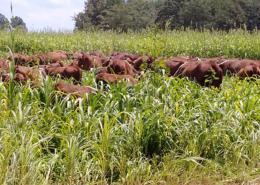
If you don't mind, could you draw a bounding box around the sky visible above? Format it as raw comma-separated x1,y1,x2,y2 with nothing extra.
0,0,85,31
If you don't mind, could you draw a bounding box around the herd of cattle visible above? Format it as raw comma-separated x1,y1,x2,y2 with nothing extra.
0,50,259,103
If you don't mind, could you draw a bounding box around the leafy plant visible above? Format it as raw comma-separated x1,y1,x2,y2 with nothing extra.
0,28,259,184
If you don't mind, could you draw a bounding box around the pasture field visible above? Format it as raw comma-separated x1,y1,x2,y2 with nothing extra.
0,29,260,184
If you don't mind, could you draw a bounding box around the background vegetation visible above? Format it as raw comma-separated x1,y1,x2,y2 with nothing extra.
74,0,260,32
1,28,260,59
0,29,260,184
0,13,27,30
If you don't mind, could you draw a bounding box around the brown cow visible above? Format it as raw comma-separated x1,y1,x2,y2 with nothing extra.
77,53,102,70
107,59,139,76
96,73,137,85
99,57,113,67
0,59,10,73
90,51,104,58
22,56,39,66
81,54,110,67
15,65,45,81
7,53,25,64
218,59,260,75
110,52,128,57
39,62,64,68
168,56,196,63
110,52,150,65
133,56,154,71
14,66,32,78
126,54,145,61
96,67,108,74
67,52,83,60
68,60,79,67
1,73,28,84
110,52,142,61
55,82,98,104
100,57,111,66
164,59,185,76
237,64,260,79
163,56,196,76
175,60,223,88
155,56,168,62
7,53,39,66
201,57,227,64
37,51,68,64
30,80,42,88
110,54,132,63
44,65,82,83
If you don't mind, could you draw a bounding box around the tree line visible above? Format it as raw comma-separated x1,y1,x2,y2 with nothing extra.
0,13,27,30
74,0,260,32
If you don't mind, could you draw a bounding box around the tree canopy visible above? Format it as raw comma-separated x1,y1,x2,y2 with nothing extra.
100,1,156,31
0,14,27,31
74,0,260,32
11,16,27,30
0,13,9,30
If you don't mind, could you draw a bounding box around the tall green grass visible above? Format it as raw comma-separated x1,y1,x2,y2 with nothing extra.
1,28,260,59
0,29,260,184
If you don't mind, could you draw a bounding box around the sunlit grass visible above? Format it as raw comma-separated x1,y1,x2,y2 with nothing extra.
0,29,260,184
1,28,260,59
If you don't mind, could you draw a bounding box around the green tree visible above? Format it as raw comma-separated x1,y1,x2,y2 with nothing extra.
73,12,91,30
73,0,125,30
0,13,9,29
84,0,107,26
100,0,156,32
155,0,183,30
210,0,246,30
178,0,213,30
74,0,260,32
244,0,260,30
100,3,129,31
155,0,248,31
130,1,156,30
107,0,124,8
10,16,27,30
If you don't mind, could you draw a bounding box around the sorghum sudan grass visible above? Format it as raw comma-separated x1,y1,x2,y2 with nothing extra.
0,29,260,184
1,28,260,59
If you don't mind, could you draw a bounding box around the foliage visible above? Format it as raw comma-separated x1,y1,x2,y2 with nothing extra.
0,29,260,184
74,0,260,31
244,0,260,31
210,0,246,31
73,0,124,30
100,1,156,32
178,0,214,30
0,13,9,30
10,16,27,31
73,12,91,30
1,28,260,59
74,0,159,31
155,0,183,30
